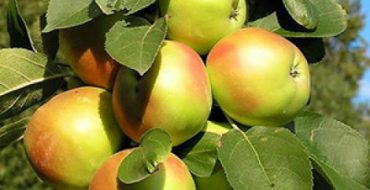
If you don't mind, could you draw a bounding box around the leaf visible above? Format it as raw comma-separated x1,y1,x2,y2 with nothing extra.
0,117,28,149
6,0,33,51
95,0,117,14
0,104,39,149
174,131,221,177
140,128,172,170
118,149,150,184
173,121,232,177
248,12,281,32
295,112,370,189
105,17,167,75
95,0,156,15
0,103,40,149
282,0,318,30
218,127,312,190
43,0,101,33
0,48,67,120
118,128,172,184
249,0,347,38
119,0,156,15
29,15,59,59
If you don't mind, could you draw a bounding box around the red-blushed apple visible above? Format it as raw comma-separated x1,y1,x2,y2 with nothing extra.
23,87,125,190
207,28,311,127
112,40,212,146
159,0,247,55
59,14,122,90
194,121,232,190
89,149,196,190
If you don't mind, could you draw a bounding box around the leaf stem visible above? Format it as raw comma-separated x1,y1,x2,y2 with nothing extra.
223,112,239,130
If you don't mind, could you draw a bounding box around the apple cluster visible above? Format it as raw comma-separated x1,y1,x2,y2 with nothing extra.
23,0,310,189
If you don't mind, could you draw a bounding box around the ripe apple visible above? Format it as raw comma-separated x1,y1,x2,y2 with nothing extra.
23,87,125,190
159,0,247,55
59,14,122,89
89,149,196,190
112,40,212,146
207,28,311,127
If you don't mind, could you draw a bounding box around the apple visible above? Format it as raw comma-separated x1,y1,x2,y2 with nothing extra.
195,163,232,190
23,87,125,190
89,149,196,190
207,28,311,127
112,40,212,146
59,14,122,89
159,0,247,55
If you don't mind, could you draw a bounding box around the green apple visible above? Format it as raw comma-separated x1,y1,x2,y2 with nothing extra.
89,149,196,190
195,162,232,190
59,14,122,89
193,121,233,190
23,87,125,190
112,40,212,146
159,0,247,55
207,28,311,127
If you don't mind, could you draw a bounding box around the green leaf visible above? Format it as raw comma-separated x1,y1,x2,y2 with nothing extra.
96,0,156,15
43,0,101,33
95,0,117,14
0,117,28,149
218,127,312,190
29,15,59,59
118,128,172,184
140,128,172,171
6,0,33,50
282,0,318,30
249,0,347,38
105,17,167,75
0,104,40,149
119,0,156,15
248,12,281,32
295,112,370,189
118,149,151,184
0,48,67,120
175,131,221,177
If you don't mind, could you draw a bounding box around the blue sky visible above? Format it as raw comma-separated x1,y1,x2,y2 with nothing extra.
353,0,370,104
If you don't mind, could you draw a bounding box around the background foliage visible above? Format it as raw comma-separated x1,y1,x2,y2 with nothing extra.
0,0,369,189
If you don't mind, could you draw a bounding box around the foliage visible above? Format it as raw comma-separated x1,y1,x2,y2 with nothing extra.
0,0,369,189
307,0,370,137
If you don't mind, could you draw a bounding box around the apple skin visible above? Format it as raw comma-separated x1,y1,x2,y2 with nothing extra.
112,40,212,146
89,149,196,190
193,121,232,190
23,87,125,190
195,163,232,190
207,28,311,127
59,14,122,90
159,0,247,55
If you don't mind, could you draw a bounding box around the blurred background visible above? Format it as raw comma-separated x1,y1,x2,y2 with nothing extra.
0,0,369,189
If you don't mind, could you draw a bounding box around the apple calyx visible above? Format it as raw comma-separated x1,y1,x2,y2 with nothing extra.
230,0,241,20
290,67,300,78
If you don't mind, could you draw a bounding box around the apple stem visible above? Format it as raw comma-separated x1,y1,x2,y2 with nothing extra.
145,160,157,174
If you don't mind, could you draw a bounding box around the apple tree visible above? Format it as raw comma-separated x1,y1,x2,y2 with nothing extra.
0,0,369,190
